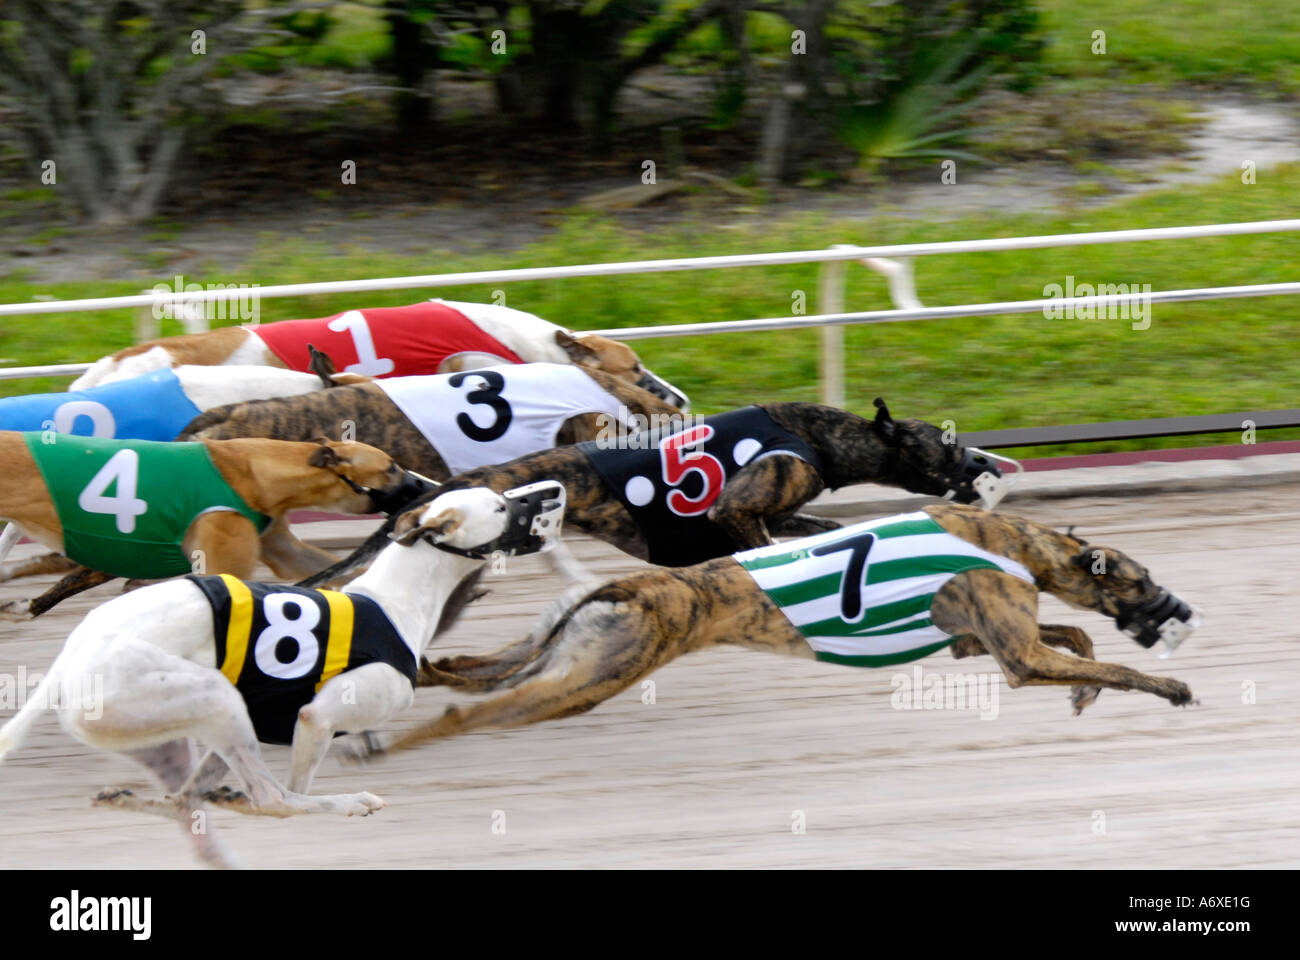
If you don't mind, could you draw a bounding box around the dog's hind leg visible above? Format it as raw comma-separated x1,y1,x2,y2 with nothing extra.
386,596,695,755
69,641,385,819
932,570,1193,712
103,740,241,869
0,566,117,620
0,552,80,583
706,453,825,549
419,581,598,690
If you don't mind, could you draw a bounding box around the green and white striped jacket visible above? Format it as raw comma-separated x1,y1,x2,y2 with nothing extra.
735,511,1034,667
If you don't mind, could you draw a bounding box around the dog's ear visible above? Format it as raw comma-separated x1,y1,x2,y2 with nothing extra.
308,439,349,469
555,329,598,362
872,397,899,445
392,507,461,546
1070,547,1094,571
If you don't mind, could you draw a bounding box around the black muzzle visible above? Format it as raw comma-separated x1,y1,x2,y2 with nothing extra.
427,482,567,560
1115,588,1201,655
636,370,690,412
942,447,1022,508
357,470,441,515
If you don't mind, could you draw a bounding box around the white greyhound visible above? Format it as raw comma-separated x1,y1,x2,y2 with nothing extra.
0,482,565,868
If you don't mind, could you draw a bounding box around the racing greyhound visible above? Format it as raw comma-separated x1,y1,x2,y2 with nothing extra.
0,433,434,618
71,298,689,409
177,363,682,482
372,502,1200,756
0,484,566,869
298,398,1017,591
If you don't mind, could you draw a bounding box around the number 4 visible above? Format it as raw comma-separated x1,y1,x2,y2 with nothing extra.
78,449,148,533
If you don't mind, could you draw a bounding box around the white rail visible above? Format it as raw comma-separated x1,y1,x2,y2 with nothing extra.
1,219,1298,403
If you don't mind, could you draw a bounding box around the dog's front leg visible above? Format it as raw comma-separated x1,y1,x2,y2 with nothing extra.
707,454,825,549
1038,624,1104,713
258,516,344,581
288,663,414,793
932,570,1194,712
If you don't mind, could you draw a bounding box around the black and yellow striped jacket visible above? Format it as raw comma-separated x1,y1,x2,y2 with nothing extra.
187,574,418,745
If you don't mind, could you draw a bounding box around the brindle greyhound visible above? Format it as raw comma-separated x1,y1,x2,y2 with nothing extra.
363,502,1197,757
177,365,680,480
297,398,1013,590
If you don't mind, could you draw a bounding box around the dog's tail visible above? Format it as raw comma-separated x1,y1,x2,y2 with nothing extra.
0,662,60,764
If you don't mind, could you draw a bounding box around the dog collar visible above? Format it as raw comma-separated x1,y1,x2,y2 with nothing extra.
1115,588,1202,658
430,481,567,560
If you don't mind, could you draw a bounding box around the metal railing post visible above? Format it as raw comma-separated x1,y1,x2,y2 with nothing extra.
818,245,854,408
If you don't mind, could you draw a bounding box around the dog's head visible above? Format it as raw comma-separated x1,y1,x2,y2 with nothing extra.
390,482,566,559
307,439,438,514
1058,537,1202,653
869,398,1017,507
554,330,690,411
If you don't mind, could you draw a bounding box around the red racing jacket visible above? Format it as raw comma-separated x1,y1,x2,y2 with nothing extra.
250,301,525,378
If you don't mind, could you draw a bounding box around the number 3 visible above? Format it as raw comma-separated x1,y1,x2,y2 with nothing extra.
660,424,725,517
78,449,148,533
449,369,513,442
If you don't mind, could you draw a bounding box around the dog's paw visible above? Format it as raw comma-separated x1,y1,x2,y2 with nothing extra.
0,599,33,622
1070,685,1102,715
343,792,385,817
1169,683,1197,707
92,787,135,805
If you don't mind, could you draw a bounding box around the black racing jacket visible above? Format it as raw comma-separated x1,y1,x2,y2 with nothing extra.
188,574,418,745
576,405,822,567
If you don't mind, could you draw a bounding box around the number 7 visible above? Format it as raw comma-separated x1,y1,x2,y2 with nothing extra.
811,532,876,621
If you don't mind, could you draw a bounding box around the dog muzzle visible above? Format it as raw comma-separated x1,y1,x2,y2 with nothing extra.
432,482,567,560
636,370,690,412
942,447,1023,509
362,470,441,515
1115,588,1202,658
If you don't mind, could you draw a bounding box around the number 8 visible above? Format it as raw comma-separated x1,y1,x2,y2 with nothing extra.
253,594,321,679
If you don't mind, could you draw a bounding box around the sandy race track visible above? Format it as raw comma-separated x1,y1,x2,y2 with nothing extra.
0,480,1296,869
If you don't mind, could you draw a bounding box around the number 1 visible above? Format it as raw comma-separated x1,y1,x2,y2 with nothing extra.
327,311,396,376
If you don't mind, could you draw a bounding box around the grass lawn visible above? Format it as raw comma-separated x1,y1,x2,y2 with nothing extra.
3,162,1298,459
1037,0,1300,91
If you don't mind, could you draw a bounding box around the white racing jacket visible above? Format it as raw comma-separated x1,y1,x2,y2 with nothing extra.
376,363,627,474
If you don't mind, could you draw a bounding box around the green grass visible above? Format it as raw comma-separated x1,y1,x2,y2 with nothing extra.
2,164,1298,458
1039,0,1300,92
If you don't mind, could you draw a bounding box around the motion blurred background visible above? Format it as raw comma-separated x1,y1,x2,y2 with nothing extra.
2,0,1297,457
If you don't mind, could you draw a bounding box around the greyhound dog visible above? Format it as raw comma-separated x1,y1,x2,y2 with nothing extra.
178,363,683,483
0,364,362,443
298,398,1019,592
0,484,565,868
71,298,689,409
0,433,434,618
371,502,1200,757
0,357,363,582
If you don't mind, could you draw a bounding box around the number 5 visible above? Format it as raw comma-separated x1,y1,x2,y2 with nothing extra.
660,424,725,517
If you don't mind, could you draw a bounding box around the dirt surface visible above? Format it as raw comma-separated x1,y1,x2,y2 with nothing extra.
0,481,1296,869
